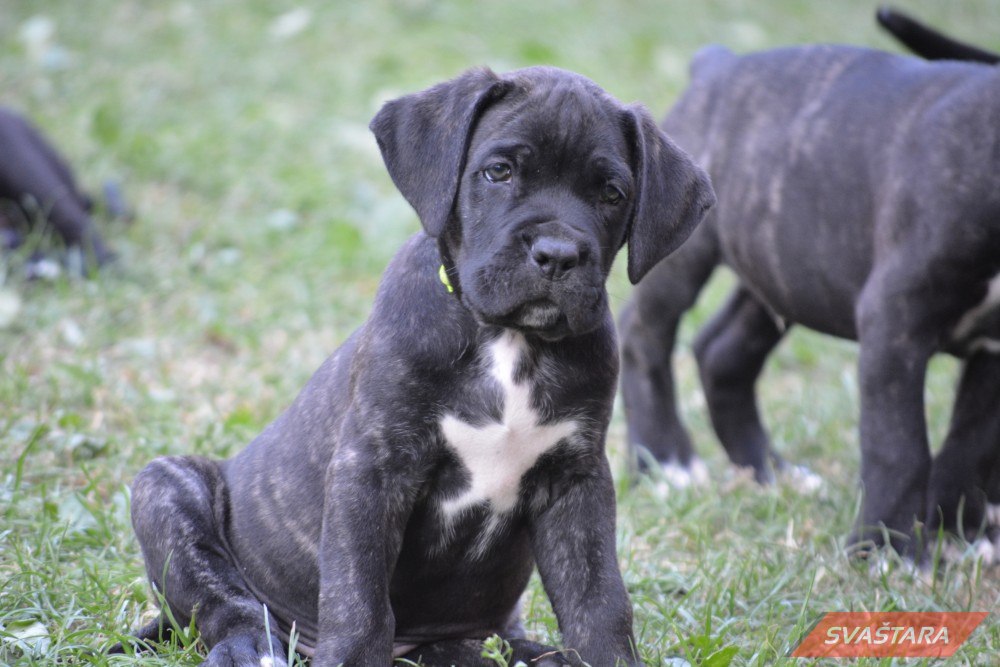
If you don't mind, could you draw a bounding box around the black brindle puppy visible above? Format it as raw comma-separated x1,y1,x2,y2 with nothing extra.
126,66,713,666
619,36,1000,557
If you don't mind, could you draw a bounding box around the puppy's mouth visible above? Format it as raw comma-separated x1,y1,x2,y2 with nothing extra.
487,299,572,340
516,299,564,329
458,261,607,340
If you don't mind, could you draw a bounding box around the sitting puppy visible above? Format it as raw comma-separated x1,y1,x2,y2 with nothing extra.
0,108,116,271
619,44,1000,556
126,66,713,666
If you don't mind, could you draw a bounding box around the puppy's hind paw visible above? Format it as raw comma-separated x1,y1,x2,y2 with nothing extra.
203,634,289,667
528,650,583,667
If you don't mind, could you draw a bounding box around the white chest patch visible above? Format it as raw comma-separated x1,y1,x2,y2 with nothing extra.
439,331,578,519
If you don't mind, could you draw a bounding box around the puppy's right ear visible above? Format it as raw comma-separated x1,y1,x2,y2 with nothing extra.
624,105,715,284
370,68,512,237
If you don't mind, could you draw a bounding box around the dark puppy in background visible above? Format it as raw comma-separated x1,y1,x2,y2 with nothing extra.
0,108,118,272
619,32,1000,557
125,66,713,666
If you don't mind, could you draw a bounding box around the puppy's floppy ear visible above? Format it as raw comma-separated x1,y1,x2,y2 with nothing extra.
624,105,715,284
370,68,513,237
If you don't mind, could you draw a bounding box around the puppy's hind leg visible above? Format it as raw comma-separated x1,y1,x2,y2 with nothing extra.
927,352,1000,549
694,286,788,484
130,456,288,667
619,220,720,484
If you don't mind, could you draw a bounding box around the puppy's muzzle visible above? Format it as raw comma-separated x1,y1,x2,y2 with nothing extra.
530,236,585,281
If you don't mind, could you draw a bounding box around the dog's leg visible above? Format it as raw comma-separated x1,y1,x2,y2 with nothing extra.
531,459,639,666
926,352,1000,541
620,220,719,479
401,638,582,667
693,287,788,483
130,456,288,666
852,271,939,554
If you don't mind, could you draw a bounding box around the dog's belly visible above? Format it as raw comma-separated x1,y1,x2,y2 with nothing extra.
390,503,535,643
721,213,871,339
711,129,879,339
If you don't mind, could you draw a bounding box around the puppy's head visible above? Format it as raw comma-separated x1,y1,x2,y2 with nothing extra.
371,66,714,340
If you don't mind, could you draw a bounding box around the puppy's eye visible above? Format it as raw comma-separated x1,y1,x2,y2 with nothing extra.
600,183,625,205
483,162,513,183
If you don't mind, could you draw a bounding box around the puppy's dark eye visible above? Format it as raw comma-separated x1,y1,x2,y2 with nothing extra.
484,162,513,183
600,183,625,205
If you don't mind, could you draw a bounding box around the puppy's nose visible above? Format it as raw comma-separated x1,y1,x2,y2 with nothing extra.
531,237,580,280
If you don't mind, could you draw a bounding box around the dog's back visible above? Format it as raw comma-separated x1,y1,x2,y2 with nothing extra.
664,44,1000,335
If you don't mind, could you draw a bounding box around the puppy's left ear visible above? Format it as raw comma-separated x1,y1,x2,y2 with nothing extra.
370,68,513,237
624,105,716,284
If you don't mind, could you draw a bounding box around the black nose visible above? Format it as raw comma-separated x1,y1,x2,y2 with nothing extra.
530,237,580,280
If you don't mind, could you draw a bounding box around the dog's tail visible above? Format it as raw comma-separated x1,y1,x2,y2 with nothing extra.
876,5,1000,64
106,614,175,655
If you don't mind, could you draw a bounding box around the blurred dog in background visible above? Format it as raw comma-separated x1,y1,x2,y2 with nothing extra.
0,107,126,275
620,9,1000,557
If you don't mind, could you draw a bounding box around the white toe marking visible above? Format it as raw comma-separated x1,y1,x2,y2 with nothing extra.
653,459,709,498
940,537,1000,567
659,459,709,489
782,464,823,494
986,503,1000,527
439,331,578,518
260,657,274,667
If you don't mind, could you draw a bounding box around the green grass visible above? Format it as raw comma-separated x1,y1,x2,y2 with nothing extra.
2,1,999,665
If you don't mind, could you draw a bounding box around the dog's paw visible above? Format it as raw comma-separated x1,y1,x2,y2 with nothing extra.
202,634,288,667
986,503,1000,527
529,650,584,667
777,464,823,495
936,536,1000,568
653,458,710,497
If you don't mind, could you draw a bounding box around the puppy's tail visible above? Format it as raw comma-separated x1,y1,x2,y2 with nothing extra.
106,615,175,655
876,5,1000,64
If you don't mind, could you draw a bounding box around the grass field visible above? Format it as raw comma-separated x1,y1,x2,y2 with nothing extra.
2,1,1000,665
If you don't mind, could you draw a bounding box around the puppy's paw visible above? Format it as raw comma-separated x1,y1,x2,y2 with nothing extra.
935,535,1000,568
778,464,823,495
653,458,710,497
203,634,289,667
528,649,584,667
985,503,1000,527
505,639,584,667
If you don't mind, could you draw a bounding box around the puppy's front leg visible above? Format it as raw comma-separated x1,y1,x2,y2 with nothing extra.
313,425,418,666
531,456,641,667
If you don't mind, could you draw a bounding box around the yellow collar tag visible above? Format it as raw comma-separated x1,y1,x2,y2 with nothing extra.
438,264,454,293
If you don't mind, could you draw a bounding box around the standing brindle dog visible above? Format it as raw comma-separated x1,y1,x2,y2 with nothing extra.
619,40,1000,557
126,66,713,666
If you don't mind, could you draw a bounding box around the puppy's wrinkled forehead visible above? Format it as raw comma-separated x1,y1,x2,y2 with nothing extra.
471,68,631,166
